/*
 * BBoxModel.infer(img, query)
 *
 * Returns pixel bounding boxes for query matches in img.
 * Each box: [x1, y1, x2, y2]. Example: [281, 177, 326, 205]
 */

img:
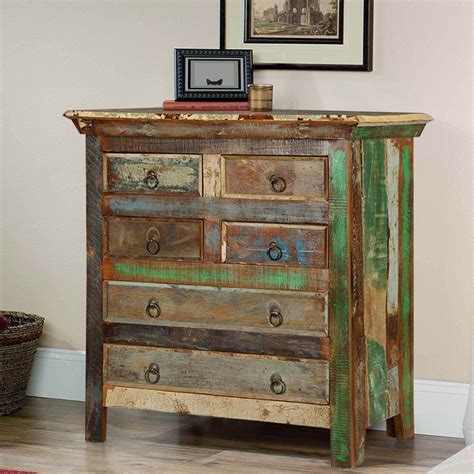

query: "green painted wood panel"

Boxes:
[362, 139, 389, 426]
[328, 146, 354, 465]
[104, 258, 329, 292]
[400, 141, 414, 431]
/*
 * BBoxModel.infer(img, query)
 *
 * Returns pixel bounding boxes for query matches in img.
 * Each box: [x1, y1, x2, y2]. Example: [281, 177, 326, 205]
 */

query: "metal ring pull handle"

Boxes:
[268, 309, 283, 328]
[144, 170, 159, 190]
[144, 362, 160, 384]
[146, 235, 160, 255]
[146, 299, 161, 319]
[270, 175, 287, 193]
[270, 373, 286, 395]
[267, 241, 283, 261]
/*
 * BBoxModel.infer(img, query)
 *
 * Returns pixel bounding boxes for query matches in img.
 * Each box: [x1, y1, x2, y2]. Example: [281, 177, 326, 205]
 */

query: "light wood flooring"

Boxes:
[0, 397, 465, 473]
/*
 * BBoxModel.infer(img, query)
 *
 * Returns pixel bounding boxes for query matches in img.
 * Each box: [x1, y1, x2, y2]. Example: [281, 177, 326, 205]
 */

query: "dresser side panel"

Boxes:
[85, 135, 106, 441]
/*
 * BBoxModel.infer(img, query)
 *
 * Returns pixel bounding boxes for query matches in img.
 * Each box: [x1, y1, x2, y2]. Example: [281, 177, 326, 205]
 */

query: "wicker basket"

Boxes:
[0, 311, 44, 415]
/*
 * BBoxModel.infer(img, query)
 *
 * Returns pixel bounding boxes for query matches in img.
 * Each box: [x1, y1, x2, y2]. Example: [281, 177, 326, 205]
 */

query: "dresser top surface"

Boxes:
[64, 108, 432, 126]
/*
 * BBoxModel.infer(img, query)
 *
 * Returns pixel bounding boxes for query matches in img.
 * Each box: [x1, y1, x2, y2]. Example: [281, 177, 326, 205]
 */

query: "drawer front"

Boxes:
[222, 155, 327, 200]
[106, 217, 202, 260]
[105, 281, 328, 335]
[105, 345, 329, 404]
[106, 153, 202, 196]
[222, 222, 327, 268]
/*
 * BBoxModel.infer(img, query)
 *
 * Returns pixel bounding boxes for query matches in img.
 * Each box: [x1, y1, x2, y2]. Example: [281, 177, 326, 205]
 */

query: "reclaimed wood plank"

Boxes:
[349, 140, 368, 462]
[387, 138, 415, 439]
[329, 141, 366, 467]
[203, 154, 221, 197]
[222, 155, 327, 201]
[103, 258, 329, 292]
[105, 153, 202, 196]
[104, 386, 331, 428]
[92, 119, 354, 141]
[104, 345, 329, 404]
[105, 281, 328, 334]
[103, 322, 329, 360]
[386, 139, 401, 419]
[222, 222, 327, 268]
[85, 135, 106, 441]
[100, 137, 331, 156]
[104, 195, 329, 225]
[352, 124, 427, 140]
[362, 139, 389, 427]
[106, 217, 202, 260]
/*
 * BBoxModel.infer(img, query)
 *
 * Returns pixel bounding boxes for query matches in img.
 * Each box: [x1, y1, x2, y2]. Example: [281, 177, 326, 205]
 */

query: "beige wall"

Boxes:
[1, 0, 472, 382]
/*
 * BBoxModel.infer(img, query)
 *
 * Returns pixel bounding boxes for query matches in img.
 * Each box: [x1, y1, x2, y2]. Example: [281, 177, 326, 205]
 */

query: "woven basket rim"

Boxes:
[0, 311, 44, 335]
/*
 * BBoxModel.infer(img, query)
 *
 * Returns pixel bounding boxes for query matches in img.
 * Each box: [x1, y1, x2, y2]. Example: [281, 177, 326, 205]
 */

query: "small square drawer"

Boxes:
[105, 153, 202, 196]
[222, 222, 327, 268]
[104, 344, 329, 404]
[106, 217, 202, 260]
[222, 155, 327, 200]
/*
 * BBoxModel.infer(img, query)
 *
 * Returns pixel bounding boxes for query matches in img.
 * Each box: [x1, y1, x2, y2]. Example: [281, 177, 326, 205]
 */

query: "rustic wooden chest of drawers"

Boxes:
[65, 109, 431, 468]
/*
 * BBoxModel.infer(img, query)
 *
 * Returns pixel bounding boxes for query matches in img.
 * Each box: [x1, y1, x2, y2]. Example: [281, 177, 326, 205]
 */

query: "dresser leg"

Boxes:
[387, 138, 415, 440]
[86, 403, 107, 442]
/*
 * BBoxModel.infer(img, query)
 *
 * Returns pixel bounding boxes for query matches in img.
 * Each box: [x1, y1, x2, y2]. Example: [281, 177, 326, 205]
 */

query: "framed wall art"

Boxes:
[220, 0, 373, 71]
[175, 48, 253, 101]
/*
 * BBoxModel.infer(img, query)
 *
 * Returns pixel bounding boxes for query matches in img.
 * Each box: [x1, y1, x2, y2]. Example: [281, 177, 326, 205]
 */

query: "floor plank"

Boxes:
[0, 397, 465, 473]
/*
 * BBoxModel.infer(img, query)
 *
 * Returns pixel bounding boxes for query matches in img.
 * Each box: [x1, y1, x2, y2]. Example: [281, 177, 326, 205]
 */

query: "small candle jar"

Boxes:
[248, 84, 273, 112]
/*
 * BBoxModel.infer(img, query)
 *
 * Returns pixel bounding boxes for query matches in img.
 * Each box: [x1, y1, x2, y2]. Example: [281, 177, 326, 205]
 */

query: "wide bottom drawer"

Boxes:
[104, 344, 329, 404]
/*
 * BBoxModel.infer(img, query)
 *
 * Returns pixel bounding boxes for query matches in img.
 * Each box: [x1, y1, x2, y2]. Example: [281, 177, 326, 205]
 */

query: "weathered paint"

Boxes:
[222, 222, 327, 268]
[386, 140, 400, 316]
[104, 195, 330, 225]
[328, 147, 353, 464]
[106, 153, 202, 196]
[64, 108, 432, 126]
[400, 142, 414, 430]
[105, 344, 329, 404]
[106, 258, 329, 292]
[105, 386, 331, 428]
[352, 124, 426, 140]
[362, 139, 389, 426]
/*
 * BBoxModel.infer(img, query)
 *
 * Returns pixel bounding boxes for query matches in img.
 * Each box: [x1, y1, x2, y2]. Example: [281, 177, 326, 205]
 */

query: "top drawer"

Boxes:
[222, 155, 327, 201]
[105, 153, 202, 196]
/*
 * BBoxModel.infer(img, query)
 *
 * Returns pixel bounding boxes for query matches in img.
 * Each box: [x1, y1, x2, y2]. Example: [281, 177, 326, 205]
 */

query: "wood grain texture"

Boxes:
[328, 141, 365, 467]
[100, 136, 331, 157]
[104, 195, 329, 225]
[64, 108, 432, 126]
[105, 153, 202, 196]
[387, 138, 415, 439]
[105, 386, 331, 429]
[105, 281, 328, 335]
[103, 258, 329, 292]
[222, 155, 327, 201]
[203, 154, 221, 197]
[92, 119, 354, 141]
[103, 322, 329, 360]
[222, 222, 327, 268]
[362, 139, 389, 427]
[349, 140, 368, 463]
[2, 397, 463, 473]
[85, 135, 106, 442]
[386, 139, 401, 419]
[104, 345, 329, 404]
[106, 217, 202, 260]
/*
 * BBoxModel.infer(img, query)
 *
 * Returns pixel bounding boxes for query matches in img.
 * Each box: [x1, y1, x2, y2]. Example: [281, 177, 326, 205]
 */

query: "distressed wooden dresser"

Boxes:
[65, 109, 431, 468]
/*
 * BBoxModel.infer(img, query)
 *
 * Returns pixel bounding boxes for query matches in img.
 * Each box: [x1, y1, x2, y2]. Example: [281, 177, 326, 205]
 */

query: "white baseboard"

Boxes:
[27, 347, 469, 439]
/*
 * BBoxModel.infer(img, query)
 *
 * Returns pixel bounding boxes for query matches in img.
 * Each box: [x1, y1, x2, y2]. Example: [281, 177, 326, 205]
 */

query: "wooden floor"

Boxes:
[0, 397, 464, 473]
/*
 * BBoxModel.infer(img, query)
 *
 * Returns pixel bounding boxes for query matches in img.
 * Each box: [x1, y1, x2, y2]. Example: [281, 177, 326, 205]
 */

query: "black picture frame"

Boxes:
[175, 49, 253, 101]
[220, 0, 374, 71]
